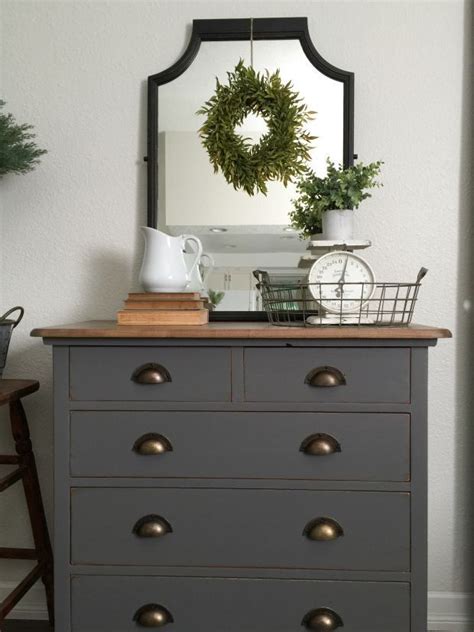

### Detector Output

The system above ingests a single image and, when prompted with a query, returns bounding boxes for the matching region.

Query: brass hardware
[305,366,346,388]
[131,363,172,385]
[303,517,344,541]
[133,433,173,456]
[300,433,341,456]
[302,608,343,631]
[133,603,173,627]
[133,514,172,538]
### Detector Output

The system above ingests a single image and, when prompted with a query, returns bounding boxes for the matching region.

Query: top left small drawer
[69,346,232,401]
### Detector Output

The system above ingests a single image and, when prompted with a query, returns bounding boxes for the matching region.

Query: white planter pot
[321,209,354,240]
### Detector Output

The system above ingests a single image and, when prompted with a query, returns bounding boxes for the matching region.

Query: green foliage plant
[0,100,47,176]
[197,60,316,196]
[207,289,225,311]
[289,158,383,238]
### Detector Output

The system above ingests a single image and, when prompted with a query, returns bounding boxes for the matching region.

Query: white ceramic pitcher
[184,251,214,294]
[139,227,203,292]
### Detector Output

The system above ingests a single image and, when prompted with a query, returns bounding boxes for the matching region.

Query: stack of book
[117,292,209,325]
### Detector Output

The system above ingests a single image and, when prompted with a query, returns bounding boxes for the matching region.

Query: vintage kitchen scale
[254,238,427,327]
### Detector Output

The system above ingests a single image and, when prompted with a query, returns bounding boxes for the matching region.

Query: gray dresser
[32,321,450,632]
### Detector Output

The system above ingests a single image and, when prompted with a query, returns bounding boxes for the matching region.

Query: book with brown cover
[127,292,201,301]
[117,309,209,326]
[124,300,204,310]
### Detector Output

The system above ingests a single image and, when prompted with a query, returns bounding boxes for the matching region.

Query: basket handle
[416,267,428,284]
[253,269,270,286]
[0,306,25,328]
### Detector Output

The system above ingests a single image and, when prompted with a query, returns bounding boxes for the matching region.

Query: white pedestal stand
[298,239,372,268]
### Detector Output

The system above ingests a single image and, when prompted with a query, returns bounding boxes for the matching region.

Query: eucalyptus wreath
[197,60,316,196]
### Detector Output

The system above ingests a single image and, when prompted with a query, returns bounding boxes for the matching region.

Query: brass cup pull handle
[133,433,173,456]
[133,515,173,538]
[302,608,343,631]
[133,603,174,627]
[305,366,346,388]
[132,363,172,385]
[300,433,341,456]
[303,517,344,541]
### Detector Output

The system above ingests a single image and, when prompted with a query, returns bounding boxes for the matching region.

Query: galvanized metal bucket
[0,306,24,377]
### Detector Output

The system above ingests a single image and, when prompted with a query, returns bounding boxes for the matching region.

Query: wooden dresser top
[31,320,452,340]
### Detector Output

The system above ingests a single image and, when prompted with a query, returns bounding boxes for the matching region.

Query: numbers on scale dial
[309,252,376,313]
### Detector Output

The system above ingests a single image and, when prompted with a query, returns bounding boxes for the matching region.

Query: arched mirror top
[147,17,354,228]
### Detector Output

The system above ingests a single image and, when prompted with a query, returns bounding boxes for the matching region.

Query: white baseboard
[1,582,472,628]
[428,592,473,631]
[0,581,48,620]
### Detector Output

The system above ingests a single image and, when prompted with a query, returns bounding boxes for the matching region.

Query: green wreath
[197,60,316,196]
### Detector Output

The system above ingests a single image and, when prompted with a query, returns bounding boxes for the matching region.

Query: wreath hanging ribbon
[197,60,316,196]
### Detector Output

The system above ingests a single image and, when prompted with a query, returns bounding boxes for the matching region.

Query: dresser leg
[9,398,55,626]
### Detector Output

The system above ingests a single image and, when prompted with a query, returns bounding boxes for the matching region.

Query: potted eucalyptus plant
[0,100,46,375]
[289,158,383,240]
[207,289,225,311]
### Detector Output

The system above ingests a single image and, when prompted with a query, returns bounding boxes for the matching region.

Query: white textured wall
[0,0,472,621]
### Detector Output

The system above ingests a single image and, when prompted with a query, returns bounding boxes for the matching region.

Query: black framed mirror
[147,17,354,321]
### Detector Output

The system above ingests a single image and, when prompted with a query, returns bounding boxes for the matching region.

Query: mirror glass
[156,38,347,312]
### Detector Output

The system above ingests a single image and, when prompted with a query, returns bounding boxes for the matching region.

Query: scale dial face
[308,250,376,313]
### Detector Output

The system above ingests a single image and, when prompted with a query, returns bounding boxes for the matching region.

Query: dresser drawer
[71,488,409,570]
[72,575,410,632]
[69,346,231,401]
[244,347,410,403]
[70,411,410,481]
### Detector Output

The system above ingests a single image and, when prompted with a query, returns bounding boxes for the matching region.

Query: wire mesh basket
[0,306,24,377]
[253,268,427,327]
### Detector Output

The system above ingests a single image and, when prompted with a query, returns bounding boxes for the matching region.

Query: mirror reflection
[156,38,347,312]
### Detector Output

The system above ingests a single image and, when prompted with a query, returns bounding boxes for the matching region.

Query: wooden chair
[0,380,53,626]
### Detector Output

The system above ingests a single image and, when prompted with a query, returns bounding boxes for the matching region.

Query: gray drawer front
[72,575,410,632]
[244,347,410,403]
[70,411,410,481]
[71,488,410,570]
[69,347,231,401]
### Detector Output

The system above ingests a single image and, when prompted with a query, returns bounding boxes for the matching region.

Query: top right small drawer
[244,347,410,403]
